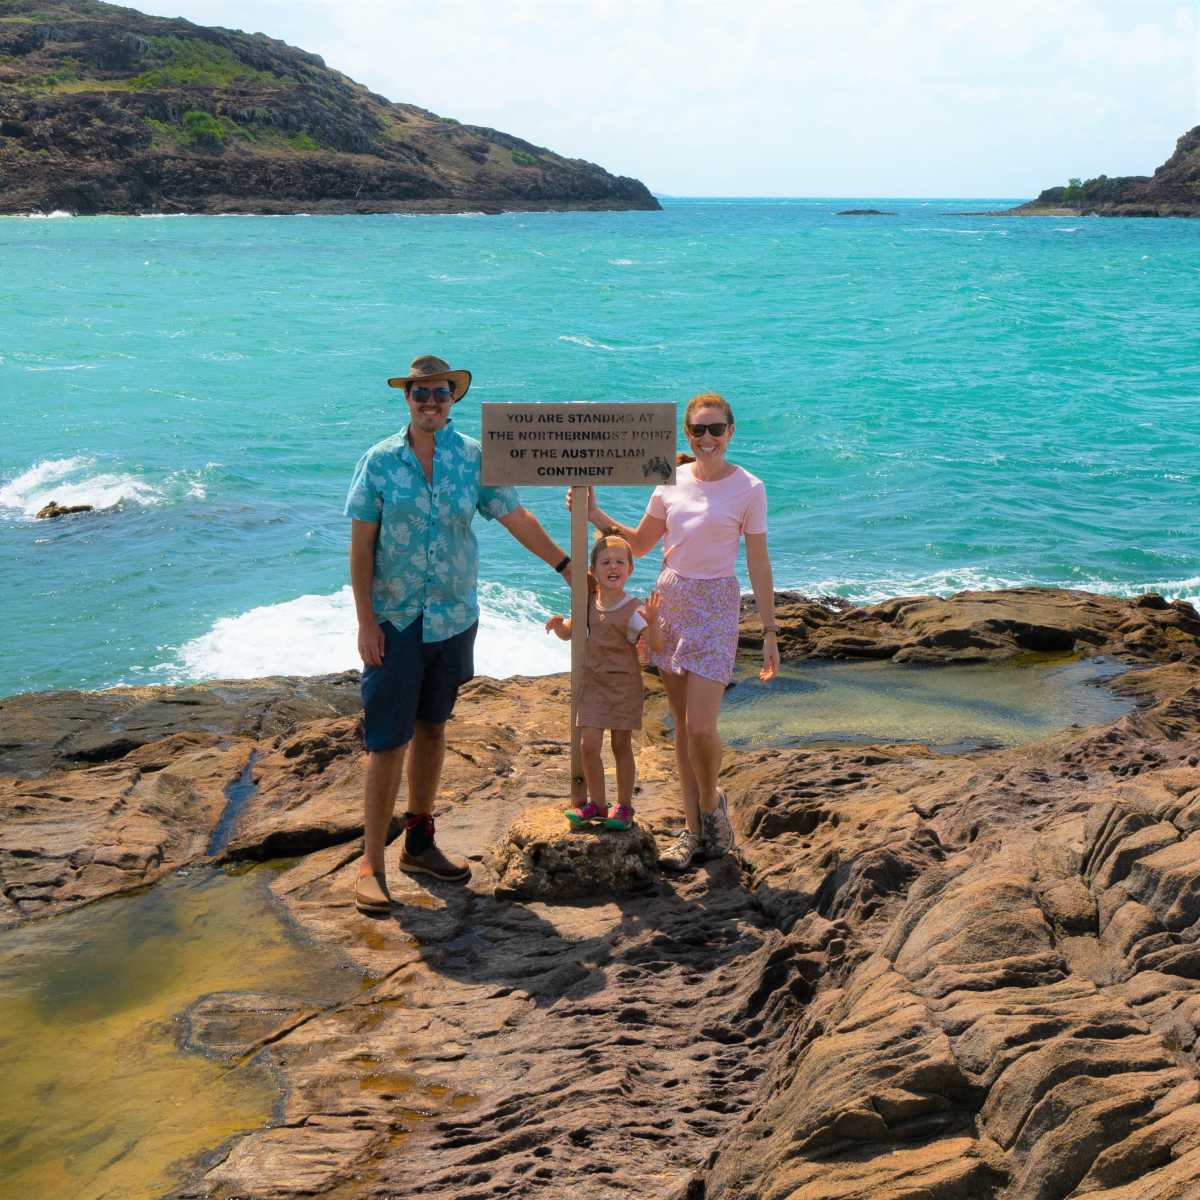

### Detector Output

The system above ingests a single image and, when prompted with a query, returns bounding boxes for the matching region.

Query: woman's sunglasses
[687,421,728,437]
[408,384,454,403]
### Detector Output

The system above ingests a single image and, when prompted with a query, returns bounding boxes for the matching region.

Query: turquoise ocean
[2,199,1197,699]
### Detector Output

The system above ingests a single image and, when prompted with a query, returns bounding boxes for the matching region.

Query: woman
[575,393,779,869]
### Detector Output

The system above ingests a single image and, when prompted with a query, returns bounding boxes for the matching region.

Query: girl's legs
[579,725,607,811]
[661,669,701,834]
[683,674,726,814]
[610,729,635,808]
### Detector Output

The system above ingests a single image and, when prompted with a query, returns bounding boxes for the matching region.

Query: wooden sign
[481,401,677,806]
[481,402,677,488]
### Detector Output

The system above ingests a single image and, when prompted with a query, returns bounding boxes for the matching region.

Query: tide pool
[1,200,1198,697]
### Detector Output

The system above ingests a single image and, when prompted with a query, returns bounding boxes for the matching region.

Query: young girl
[545,533,665,831]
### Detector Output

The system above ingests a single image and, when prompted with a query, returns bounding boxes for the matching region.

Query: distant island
[836,208,895,216]
[1004,125,1200,218]
[0,0,660,215]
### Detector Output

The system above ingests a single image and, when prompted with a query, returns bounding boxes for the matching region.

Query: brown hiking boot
[398,842,471,882]
[354,871,392,913]
[398,812,471,883]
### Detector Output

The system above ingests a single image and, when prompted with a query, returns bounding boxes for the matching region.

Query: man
[345,355,571,914]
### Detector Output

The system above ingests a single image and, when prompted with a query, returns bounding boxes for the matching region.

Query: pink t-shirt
[645,462,767,579]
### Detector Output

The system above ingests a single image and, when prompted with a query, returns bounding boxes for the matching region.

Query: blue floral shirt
[344,422,520,642]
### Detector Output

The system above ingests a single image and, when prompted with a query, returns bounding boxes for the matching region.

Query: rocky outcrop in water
[35,500,93,518]
[0,0,659,215]
[1007,126,1200,217]
[3,587,1200,1198]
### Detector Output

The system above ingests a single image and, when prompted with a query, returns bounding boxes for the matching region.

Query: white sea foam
[0,456,164,516]
[170,583,570,682]
[24,363,99,372]
[787,567,1200,608]
[558,334,664,353]
[26,210,73,219]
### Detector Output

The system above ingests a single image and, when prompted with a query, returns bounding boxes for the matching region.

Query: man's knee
[580,727,604,754]
[368,743,407,763]
[610,729,633,752]
[413,720,446,744]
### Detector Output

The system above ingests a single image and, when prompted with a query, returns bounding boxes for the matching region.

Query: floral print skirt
[649,567,741,685]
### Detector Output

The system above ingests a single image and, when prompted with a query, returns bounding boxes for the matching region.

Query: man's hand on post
[358,620,386,668]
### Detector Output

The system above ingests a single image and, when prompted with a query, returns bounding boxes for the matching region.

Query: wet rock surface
[4,588,1200,1198]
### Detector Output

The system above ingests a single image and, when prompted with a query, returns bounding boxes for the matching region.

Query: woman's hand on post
[760,633,780,683]
[564,486,598,521]
[358,619,386,667]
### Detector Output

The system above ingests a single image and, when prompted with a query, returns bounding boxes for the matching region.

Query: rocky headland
[0,0,659,216]
[1003,126,1200,218]
[4,587,1200,1198]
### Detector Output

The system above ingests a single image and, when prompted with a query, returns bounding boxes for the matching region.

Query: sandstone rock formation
[491,804,660,900]
[3,587,1200,1198]
[0,0,659,215]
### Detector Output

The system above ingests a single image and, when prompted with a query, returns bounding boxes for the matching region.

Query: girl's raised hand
[545,615,568,638]
[641,591,663,626]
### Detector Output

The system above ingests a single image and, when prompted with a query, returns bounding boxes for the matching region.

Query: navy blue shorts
[361,617,477,752]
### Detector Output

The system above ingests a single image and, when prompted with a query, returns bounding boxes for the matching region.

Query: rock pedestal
[490,804,660,900]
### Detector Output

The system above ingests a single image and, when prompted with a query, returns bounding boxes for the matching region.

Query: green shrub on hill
[182,109,224,150]
[129,37,278,91]
[511,148,538,166]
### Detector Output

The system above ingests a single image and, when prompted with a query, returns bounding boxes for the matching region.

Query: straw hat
[387,355,471,401]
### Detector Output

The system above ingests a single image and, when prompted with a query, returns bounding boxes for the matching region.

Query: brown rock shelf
[2,587,1200,1197]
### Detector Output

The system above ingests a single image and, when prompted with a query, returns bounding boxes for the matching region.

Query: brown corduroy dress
[576,595,644,731]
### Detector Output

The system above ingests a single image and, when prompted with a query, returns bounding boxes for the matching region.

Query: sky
[132,0,1200,198]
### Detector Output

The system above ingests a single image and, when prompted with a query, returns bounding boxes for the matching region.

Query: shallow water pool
[718,655,1134,753]
[0,866,358,1200]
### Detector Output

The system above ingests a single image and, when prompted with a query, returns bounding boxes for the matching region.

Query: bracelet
[554,555,571,574]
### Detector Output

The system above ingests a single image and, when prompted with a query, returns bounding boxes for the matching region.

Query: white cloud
[128,0,1200,196]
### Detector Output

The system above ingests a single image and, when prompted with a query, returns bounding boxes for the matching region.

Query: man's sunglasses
[687,421,728,437]
[409,384,454,403]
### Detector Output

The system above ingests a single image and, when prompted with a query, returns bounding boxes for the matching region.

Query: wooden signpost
[481,402,676,800]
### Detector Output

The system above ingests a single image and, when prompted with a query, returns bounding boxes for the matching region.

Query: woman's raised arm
[566,487,665,558]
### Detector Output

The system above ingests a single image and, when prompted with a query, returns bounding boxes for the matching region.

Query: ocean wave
[24,210,73,219]
[558,334,665,353]
[168,583,570,683]
[0,456,216,518]
[0,456,163,517]
[787,567,1200,608]
[24,363,99,372]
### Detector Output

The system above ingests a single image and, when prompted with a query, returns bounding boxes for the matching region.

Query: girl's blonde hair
[678,392,735,466]
[590,531,634,572]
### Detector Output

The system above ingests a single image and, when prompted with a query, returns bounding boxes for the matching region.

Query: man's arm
[496,506,571,581]
[350,518,385,666]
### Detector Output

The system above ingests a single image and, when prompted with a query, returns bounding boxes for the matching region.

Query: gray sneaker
[701,789,735,858]
[660,828,704,871]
